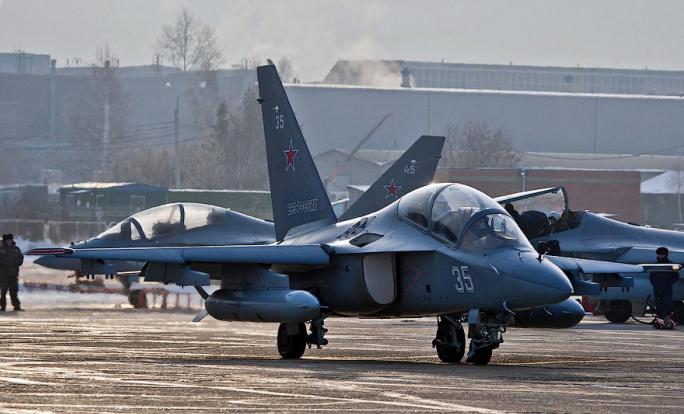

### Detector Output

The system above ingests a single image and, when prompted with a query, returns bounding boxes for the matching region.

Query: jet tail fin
[339,135,445,221]
[257,64,337,240]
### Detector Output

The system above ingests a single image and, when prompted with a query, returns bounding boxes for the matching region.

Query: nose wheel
[465,331,495,365]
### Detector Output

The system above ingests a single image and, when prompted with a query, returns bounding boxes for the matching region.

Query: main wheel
[434,320,466,363]
[603,300,631,323]
[277,323,307,359]
[467,346,493,366]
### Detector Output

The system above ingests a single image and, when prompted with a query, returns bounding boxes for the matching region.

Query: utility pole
[101,60,111,174]
[174,96,181,188]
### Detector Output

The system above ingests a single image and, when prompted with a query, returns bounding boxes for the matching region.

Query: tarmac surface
[0,308,683,413]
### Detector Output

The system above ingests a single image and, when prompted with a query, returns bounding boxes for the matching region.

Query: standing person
[0,233,23,311]
[650,247,679,329]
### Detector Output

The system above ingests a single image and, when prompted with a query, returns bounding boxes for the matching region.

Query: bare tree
[441,121,520,168]
[156,6,223,71]
[182,86,268,190]
[667,169,684,225]
[110,148,173,187]
[63,46,129,180]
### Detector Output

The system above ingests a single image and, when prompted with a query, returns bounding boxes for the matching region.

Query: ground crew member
[650,247,679,329]
[0,233,23,311]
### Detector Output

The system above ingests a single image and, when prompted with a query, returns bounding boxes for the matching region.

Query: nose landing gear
[465,314,506,366]
[433,312,506,365]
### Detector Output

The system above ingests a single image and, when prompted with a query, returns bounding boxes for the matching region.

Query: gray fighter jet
[32,64,658,364]
[495,186,684,323]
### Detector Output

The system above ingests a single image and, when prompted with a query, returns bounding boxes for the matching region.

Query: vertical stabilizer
[340,135,445,221]
[257,64,337,240]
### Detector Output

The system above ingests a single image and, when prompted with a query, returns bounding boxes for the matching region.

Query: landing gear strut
[432,314,466,363]
[308,316,328,349]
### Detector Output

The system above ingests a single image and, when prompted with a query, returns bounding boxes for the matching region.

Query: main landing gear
[276,315,328,359]
[433,312,506,366]
[433,314,466,363]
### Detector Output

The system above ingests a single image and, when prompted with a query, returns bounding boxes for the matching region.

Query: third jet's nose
[503,251,574,309]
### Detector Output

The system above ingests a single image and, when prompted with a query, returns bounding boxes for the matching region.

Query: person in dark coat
[504,203,529,236]
[0,233,23,311]
[650,247,679,327]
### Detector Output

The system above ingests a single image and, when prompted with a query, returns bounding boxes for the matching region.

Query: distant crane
[324,113,392,192]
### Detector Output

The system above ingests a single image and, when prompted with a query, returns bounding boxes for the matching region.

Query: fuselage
[286,183,573,318]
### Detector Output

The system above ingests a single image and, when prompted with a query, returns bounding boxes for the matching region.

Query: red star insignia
[283,138,299,171]
[383,179,402,199]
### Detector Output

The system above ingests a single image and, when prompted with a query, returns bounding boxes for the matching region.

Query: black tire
[277,323,307,359]
[467,347,493,366]
[603,300,632,323]
[672,301,684,324]
[435,322,466,363]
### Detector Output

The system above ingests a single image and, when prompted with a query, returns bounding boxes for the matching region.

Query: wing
[545,255,641,295]
[28,244,331,287]
[546,255,646,274]
[28,244,330,266]
[616,246,684,265]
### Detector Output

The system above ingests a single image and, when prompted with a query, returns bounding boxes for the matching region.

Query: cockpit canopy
[498,186,582,239]
[98,203,229,242]
[398,183,532,251]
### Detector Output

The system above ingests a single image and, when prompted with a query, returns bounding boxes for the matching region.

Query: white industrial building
[286,84,684,157]
[325,60,684,96]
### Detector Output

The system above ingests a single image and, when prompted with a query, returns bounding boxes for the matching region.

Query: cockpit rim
[396,182,517,249]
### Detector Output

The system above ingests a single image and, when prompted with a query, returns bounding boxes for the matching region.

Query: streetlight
[165,80,207,188]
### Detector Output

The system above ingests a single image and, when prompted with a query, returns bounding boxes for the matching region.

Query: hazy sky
[1,0,683,81]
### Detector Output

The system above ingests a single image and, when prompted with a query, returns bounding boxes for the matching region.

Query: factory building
[325,59,684,96]
[287,83,684,157]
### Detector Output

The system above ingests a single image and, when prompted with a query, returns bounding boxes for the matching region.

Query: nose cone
[503,252,573,309]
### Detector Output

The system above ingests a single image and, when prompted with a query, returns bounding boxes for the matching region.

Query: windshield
[97,203,228,241]
[430,184,503,243]
[503,189,581,238]
[460,213,533,251]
